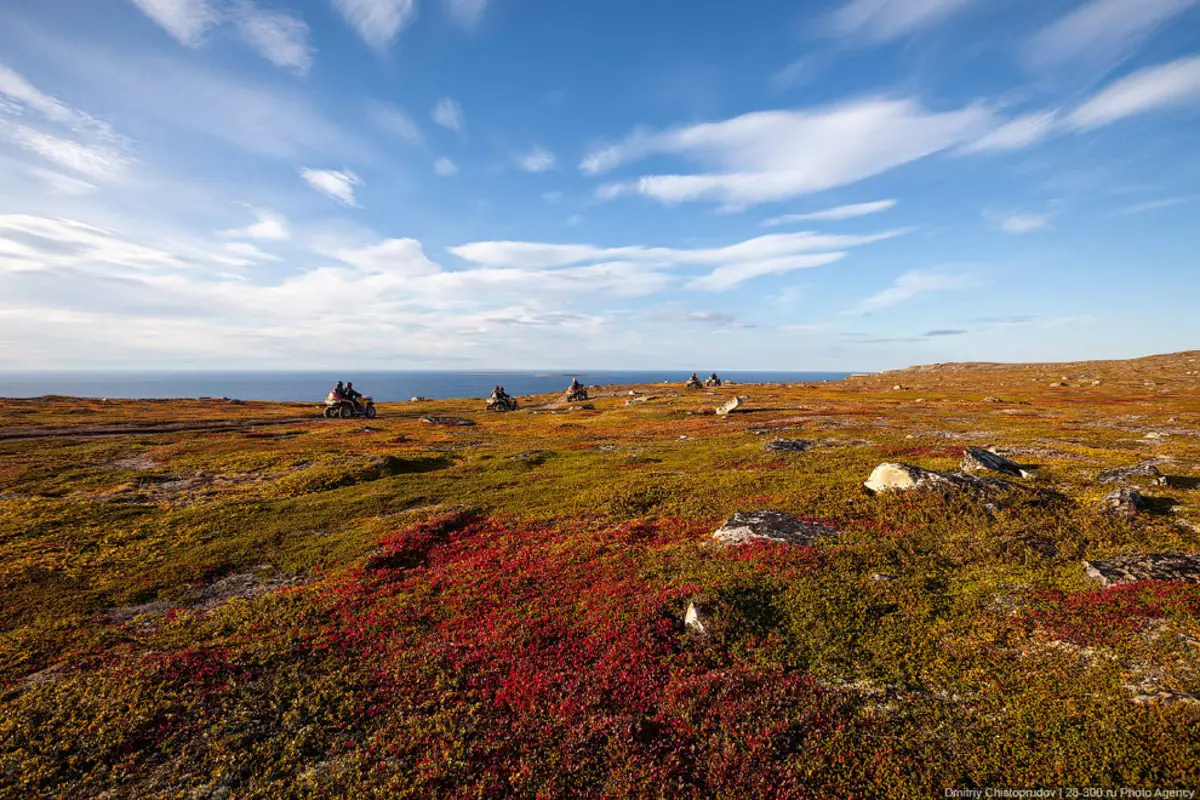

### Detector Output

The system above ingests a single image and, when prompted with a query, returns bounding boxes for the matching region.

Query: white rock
[715,396,743,417]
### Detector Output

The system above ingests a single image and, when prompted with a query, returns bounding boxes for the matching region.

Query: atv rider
[332,381,347,400]
[344,381,364,410]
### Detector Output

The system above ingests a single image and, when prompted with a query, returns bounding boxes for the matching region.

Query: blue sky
[0,0,1197,370]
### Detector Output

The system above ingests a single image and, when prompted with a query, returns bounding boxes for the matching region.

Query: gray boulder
[1083,553,1200,586]
[1102,487,1148,518]
[765,439,811,452]
[420,416,475,426]
[1097,460,1165,485]
[712,510,839,546]
[961,446,1028,478]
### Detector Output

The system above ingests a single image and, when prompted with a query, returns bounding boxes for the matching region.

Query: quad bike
[323,392,377,419]
[486,395,519,412]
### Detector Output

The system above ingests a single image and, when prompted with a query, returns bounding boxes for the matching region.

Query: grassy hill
[2,355,1198,797]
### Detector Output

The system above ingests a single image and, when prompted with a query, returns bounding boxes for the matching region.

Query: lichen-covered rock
[1102,487,1148,518]
[864,463,955,493]
[715,396,743,417]
[865,462,1016,497]
[420,416,476,426]
[712,510,839,546]
[961,446,1027,478]
[1083,553,1200,586]
[1097,459,1165,485]
[765,438,811,452]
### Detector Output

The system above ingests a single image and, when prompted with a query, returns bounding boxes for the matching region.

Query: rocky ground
[1,351,1198,797]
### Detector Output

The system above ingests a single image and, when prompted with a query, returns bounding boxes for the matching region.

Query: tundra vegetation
[2,352,1199,797]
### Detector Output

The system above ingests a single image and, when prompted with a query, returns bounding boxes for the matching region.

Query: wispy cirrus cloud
[433,97,464,134]
[844,267,977,315]
[959,111,1060,153]
[1111,196,1192,216]
[231,3,314,74]
[515,145,556,173]
[434,157,458,176]
[332,0,417,50]
[369,103,423,146]
[1025,0,1197,74]
[445,0,488,29]
[762,199,896,227]
[129,0,222,46]
[300,168,363,207]
[451,229,903,291]
[985,210,1053,234]
[583,98,992,209]
[1067,55,1200,130]
[829,0,976,43]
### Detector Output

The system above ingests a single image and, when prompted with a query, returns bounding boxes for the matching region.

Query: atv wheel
[339,404,353,419]
[365,405,377,419]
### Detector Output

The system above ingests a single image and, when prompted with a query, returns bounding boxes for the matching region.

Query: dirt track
[0,417,327,442]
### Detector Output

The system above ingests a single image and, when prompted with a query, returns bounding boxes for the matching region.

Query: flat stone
[1102,487,1147,518]
[765,438,811,452]
[715,396,743,417]
[961,446,1027,478]
[712,510,839,546]
[420,416,475,426]
[1097,460,1164,485]
[1083,553,1200,587]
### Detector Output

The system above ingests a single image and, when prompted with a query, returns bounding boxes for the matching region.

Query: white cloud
[1113,196,1191,216]
[829,0,975,43]
[433,157,458,176]
[129,0,222,46]
[370,103,423,145]
[583,98,992,209]
[0,120,130,179]
[232,3,314,74]
[222,241,280,262]
[0,214,188,273]
[1025,0,1196,74]
[332,0,417,49]
[770,57,817,90]
[450,230,903,270]
[32,44,361,160]
[959,110,1060,153]
[445,0,487,28]
[516,145,556,172]
[762,199,896,226]
[0,63,76,122]
[433,97,464,134]
[27,167,99,196]
[1067,55,1200,130]
[987,211,1052,234]
[218,208,289,241]
[844,267,976,315]
[687,253,846,291]
[332,238,442,276]
[300,168,363,207]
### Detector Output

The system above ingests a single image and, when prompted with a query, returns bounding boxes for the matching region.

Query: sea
[0,371,857,402]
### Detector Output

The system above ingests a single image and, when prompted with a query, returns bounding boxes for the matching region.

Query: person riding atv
[564,377,589,403]
[705,372,722,387]
[344,381,364,410]
[486,384,518,412]
[685,372,703,390]
[323,381,376,419]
